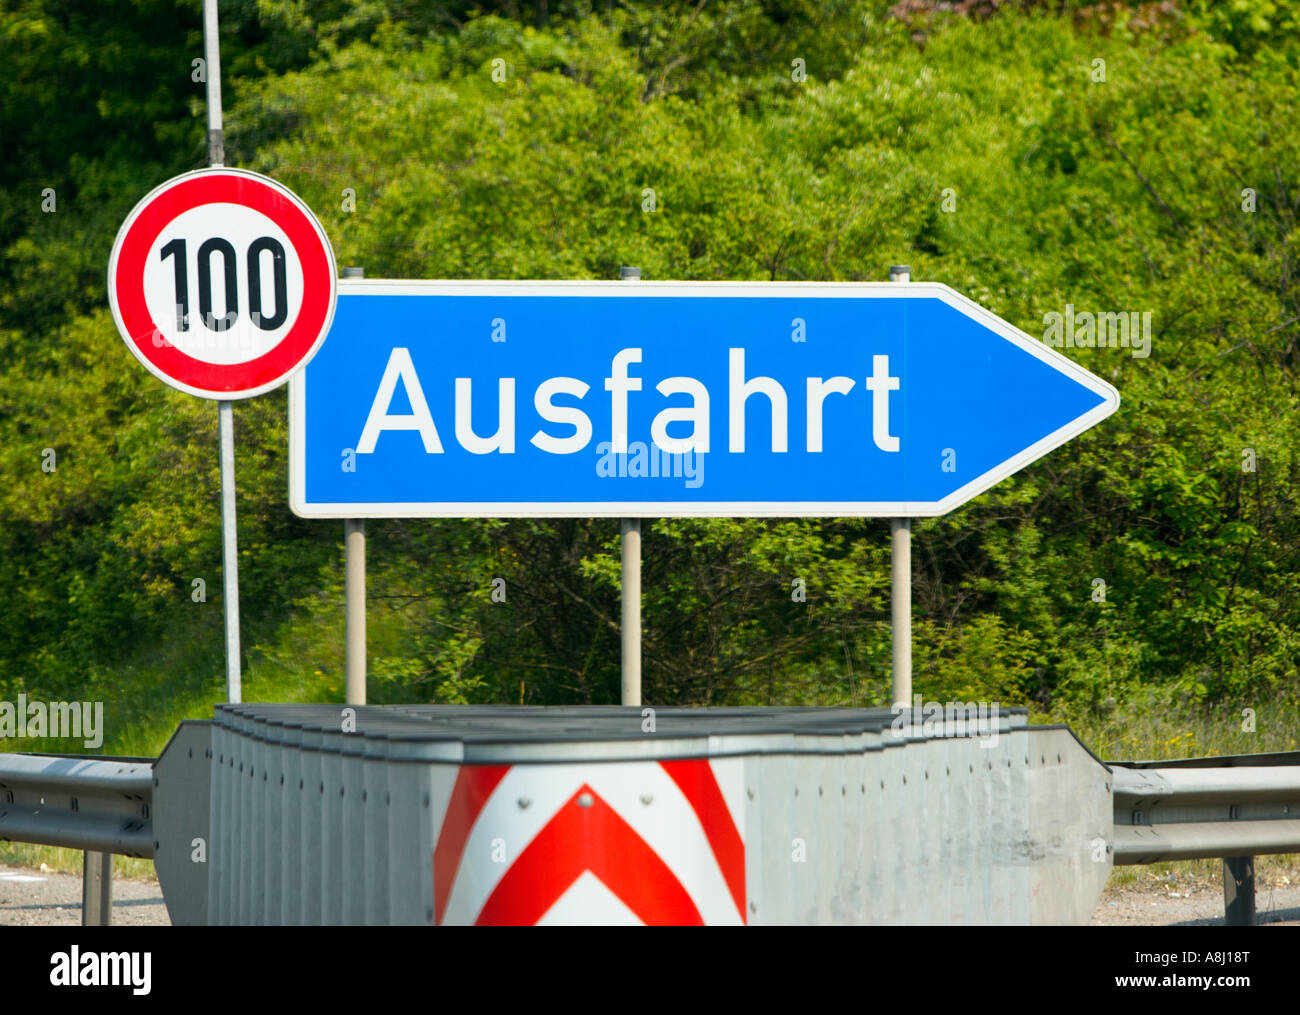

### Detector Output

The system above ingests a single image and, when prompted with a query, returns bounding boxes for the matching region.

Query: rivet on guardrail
[747,788,754,799]
[640,793,653,805]
[518,797,531,809]
[423,794,430,807]
[577,793,594,809]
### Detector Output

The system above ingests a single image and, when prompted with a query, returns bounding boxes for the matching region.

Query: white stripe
[710,756,747,848]
[536,871,644,926]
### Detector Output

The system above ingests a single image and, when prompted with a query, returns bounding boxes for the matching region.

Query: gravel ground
[0,864,170,926]
[3,861,1296,926]
[1090,869,1300,926]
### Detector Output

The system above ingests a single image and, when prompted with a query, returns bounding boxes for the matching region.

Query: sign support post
[343,265,367,706]
[218,402,241,703]
[888,264,912,710]
[620,518,641,706]
[345,518,366,704]
[619,266,642,707]
[204,0,241,703]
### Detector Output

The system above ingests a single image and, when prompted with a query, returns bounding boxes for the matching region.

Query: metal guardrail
[1111,763,1300,864]
[1109,753,1300,926]
[0,753,153,856]
[0,753,154,926]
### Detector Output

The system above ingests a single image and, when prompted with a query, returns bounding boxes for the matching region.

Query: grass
[1038,686,1300,761]
[0,843,155,880]
[1107,855,1300,889]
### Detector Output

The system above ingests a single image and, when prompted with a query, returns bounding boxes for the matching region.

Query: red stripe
[475,785,704,926]
[659,759,746,923]
[433,764,510,925]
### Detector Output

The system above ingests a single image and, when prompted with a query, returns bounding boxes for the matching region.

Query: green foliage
[2,1,1299,752]
[1184,0,1300,58]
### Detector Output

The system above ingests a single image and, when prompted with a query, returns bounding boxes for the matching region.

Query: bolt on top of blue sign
[289,279,1120,518]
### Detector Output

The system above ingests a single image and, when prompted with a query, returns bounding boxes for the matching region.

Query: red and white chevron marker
[432,759,746,925]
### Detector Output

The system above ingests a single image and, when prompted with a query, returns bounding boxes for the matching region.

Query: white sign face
[140,202,307,365]
[108,168,337,400]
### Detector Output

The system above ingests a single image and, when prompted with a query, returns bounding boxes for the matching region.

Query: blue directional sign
[289,280,1119,518]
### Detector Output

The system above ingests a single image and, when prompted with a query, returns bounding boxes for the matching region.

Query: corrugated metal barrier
[161,704,1112,925]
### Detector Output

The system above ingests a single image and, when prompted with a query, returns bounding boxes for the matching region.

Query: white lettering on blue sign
[354,346,900,459]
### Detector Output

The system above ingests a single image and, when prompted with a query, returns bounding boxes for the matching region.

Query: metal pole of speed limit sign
[205,0,241,702]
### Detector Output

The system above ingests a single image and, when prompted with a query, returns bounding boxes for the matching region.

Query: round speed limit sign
[108,168,337,399]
